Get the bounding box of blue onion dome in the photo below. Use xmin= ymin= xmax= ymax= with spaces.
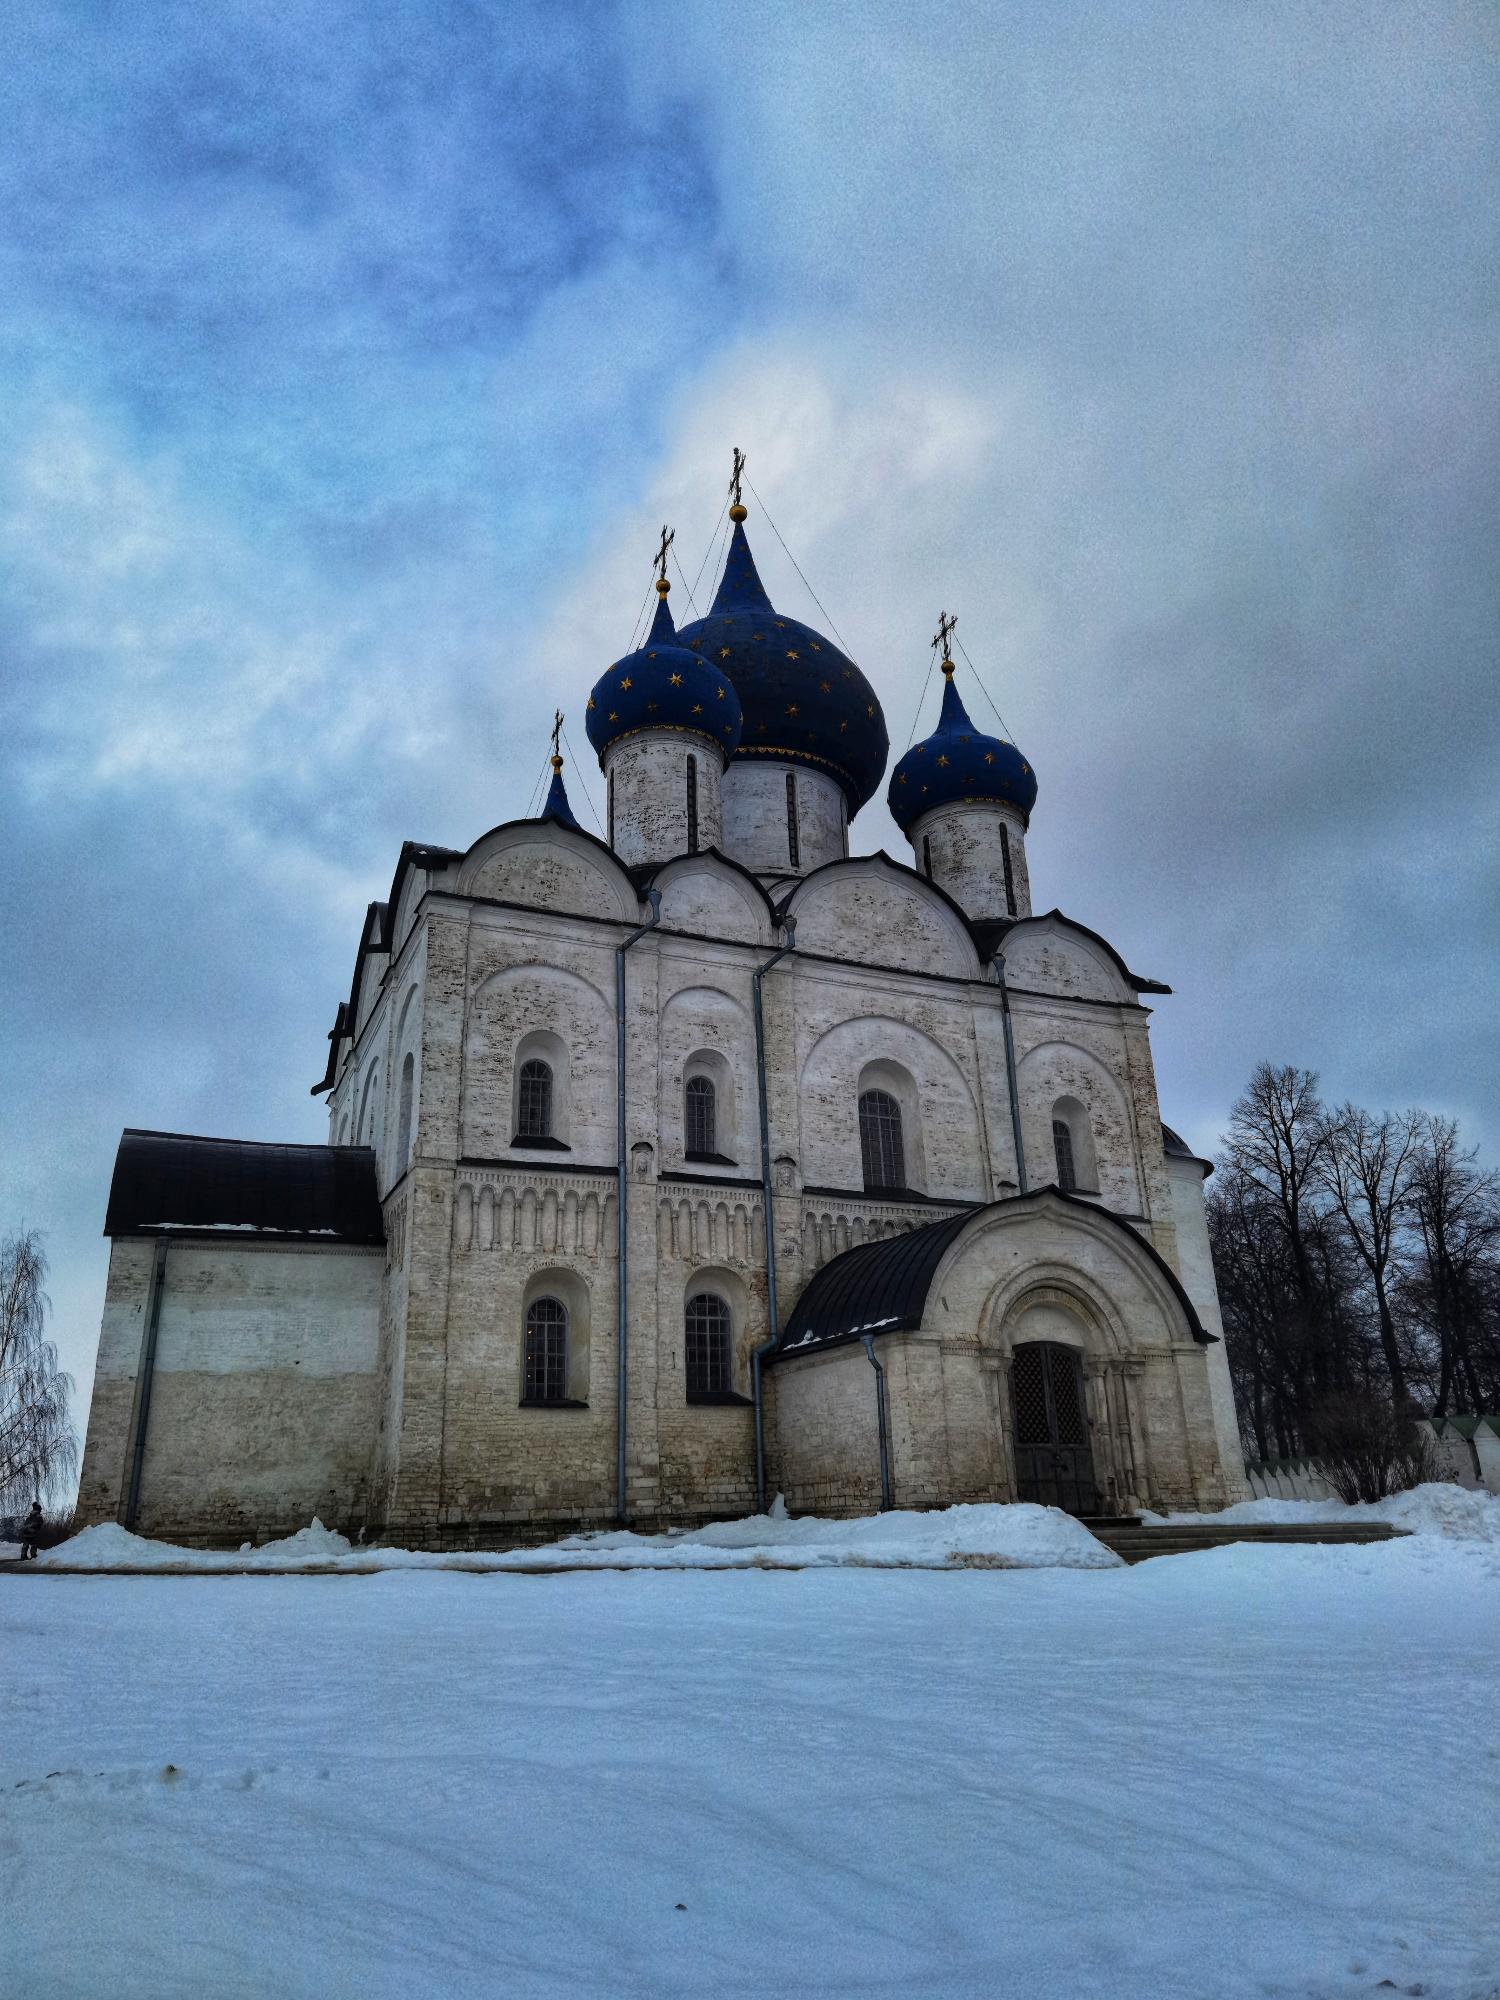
xmin=585 ymin=582 xmax=743 ymax=766
xmin=887 ymin=657 xmax=1037 ymax=835
xmin=676 ymin=511 xmax=889 ymax=812
xmin=538 ymin=753 xmax=580 ymax=829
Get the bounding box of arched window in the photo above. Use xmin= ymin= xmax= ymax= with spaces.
xmin=1000 ymin=823 xmax=1017 ymax=916
xmin=1049 ymin=1096 xmax=1096 ymax=1193
xmin=922 ymin=834 xmax=933 ymax=880
xmin=608 ymin=771 xmax=616 ymax=849
xmin=686 ymin=755 xmax=699 ymax=853
xmin=358 ymin=1066 xmax=380 ymax=1147
xmin=786 ymin=771 xmax=800 ymax=869
xmin=685 ymin=1292 xmax=732 ymax=1399
xmin=1052 ymin=1118 xmax=1076 ymax=1190
xmin=685 ymin=1075 xmax=716 ymax=1157
xmin=523 ymin=1297 xmax=569 ymax=1404
xmin=397 ymin=1052 xmax=415 ymax=1167
xmin=516 ymin=1059 xmax=553 ymax=1141
xmin=859 ymin=1090 xmax=905 ymax=1191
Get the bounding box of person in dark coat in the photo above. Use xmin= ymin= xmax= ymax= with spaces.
xmin=20 ymin=1501 xmax=44 ymax=1560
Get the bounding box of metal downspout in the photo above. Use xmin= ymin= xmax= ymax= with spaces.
xmin=615 ymin=889 xmax=661 ymax=1525
xmin=996 ymin=952 xmax=1028 ymax=1195
xmin=860 ymin=1335 xmax=893 ymax=1511
xmin=751 ymin=919 xmax=797 ymax=1513
xmin=124 ymin=1238 xmax=169 ymax=1532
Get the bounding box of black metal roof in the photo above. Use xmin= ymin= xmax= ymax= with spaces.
xmin=774 ymin=1187 xmax=1212 ymax=1360
xmin=105 ymin=1130 xmax=386 ymax=1244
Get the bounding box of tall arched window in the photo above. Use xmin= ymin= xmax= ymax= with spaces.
xmin=859 ymin=1089 xmax=905 ymax=1191
xmin=358 ymin=1066 xmax=380 ymax=1147
xmin=1052 ymin=1118 xmax=1077 ymax=1190
xmin=686 ymin=755 xmax=699 ymax=853
xmin=922 ymin=834 xmax=933 ymax=880
xmin=1000 ymin=823 xmax=1017 ymax=916
xmin=685 ymin=1075 xmax=716 ymax=1157
xmin=1050 ymin=1096 xmax=1096 ymax=1193
xmin=516 ymin=1059 xmax=553 ymax=1141
xmin=786 ymin=771 xmax=800 ymax=868
xmin=685 ymin=1292 xmax=732 ymax=1399
xmin=523 ymin=1296 xmax=569 ymax=1404
xmin=397 ymin=1052 xmax=415 ymax=1166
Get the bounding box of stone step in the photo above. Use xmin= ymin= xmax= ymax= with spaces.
xmin=1092 ymin=1520 xmax=1410 ymax=1563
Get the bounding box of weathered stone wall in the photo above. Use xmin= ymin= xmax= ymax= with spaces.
xmin=908 ymin=799 xmax=1032 ymax=922
xmin=1164 ymin=1153 xmax=1251 ymax=1501
xmin=603 ymin=732 xmax=725 ymax=868
xmin=721 ymin=759 xmax=845 ymax=875
xmin=76 ymin=1237 xmax=383 ymax=1543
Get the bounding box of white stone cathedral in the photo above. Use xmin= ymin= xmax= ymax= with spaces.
xmin=78 ymin=481 xmax=1247 ymax=1547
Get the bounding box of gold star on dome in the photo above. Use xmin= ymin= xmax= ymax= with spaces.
xmin=897 ymin=773 xmax=907 ymax=786
xmin=775 ymin=620 xmax=786 ymax=630
xmin=586 ymin=696 xmax=596 ymax=711
xmin=866 ymin=704 xmax=874 ymax=717
xmin=810 ymin=643 xmax=821 ymax=652
xmin=839 ymin=720 xmax=848 ymax=732
xmin=1022 ymin=763 xmax=1030 ymax=775
xmin=647 ymin=701 xmax=658 ymax=713
xmin=756 ymin=722 xmax=766 ymax=733
xmin=983 ymin=751 xmax=994 ymax=764
xmin=786 ymin=650 xmax=800 ymax=661
xmin=786 ymin=703 xmax=799 ymax=717
xmin=718 ymin=647 xmax=731 ymax=659
xmin=716 ymin=687 xmax=726 ymax=699
xmin=692 ymin=703 xmax=703 ymax=714
xmin=752 ymin=632 xmax=765 ymax=642
xmin=608 ymin=710 xmax=619 ymax=722
xmin=937 ymin=754 xmax=949 ymax=767
xmin=620 ymin=677 xmax=633 ymax=691
xmin=914 ymin=745 xmax=925 ymax=756
xmin=820 ymin=680 xmax=831 ymax=693
xmin=647 ymin=652 xmax=656 ymax=660
xmin=670 ymin=672 xmax=683 ymax=686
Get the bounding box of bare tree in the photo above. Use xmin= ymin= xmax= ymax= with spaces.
xmin=0 ymin=1231 xmax=77 ymax=1511
xmin=1316 ymin=1105 xmax=1422 ymax=1408
xmin=1406 ymin=1118 xmax=1500 ymax=1415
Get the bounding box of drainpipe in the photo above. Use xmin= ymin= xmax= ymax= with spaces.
xmin=860 ymin=1335 xmax=893 ymax=1511
xmin=750 ymin=917 xmax=797 ymax=1513
xmin=124 ymin=1238 xmax=169 ymax=1532
xmin=615 ymin=888 xmax=662 ymax=1525
xmin=995 ymin=952 xmax=1028 ymax=1195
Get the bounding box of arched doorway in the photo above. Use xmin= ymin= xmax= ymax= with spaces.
xmin=1010 ymin=1341 xmax=1098 ymax=1516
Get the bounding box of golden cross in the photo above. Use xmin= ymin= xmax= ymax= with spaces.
xmin=932 ymin=610 xmax=958 ymax=659
xmin=549 ymin=708 xmax=563 ymax=769
xmin=729 ymin=446 xmax=746 ymax=508
xmin=654 ymin=524 xmax=675 ymax=584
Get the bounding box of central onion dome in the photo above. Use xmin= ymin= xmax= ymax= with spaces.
xmin=585 ymin=584 xmax=743 ymax=766
xmin=887 ymin=658 xmax=1037 ymax=833
xmin=677 ymin=514 xmax=889 ymax=812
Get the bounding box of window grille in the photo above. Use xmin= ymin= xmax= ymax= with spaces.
xmin=859 ymin=1089 xmax=905 ymax=1191
xmin=786 ymin=771 xmax=800 ymax=869
xmin=1000 ymin=822 xmax=1016 ymax=916
xmin=1053 ymin=1118 xmax=1077 ymax=1190
xmin=685 ymin=1075 xmax=716 ymax=1156
xmin=685 ymin=1292 xmax=732 ymax=1397
xmin=686 ymin=755 xmax=699 ymax=853
xmin=517 ymin=1059 xmax=554 ymax=1140
xmin=524 ymin=1296 xmax=569 ymax=1403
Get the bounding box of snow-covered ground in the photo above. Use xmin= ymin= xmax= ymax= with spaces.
xmin=29 ymin=1500 xmax=1121 ymax=1573
xmin=1145 ymin=1480 xmax=1500 ymax=1541
xmin=5 ymin=1532 xmax=1498 ymax=1998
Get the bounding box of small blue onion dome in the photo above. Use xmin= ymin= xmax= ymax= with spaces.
xmin=887 ymin=661 xmax=1037 ymax=834
xmin=585 ymin=585 xmax=743 ymax=766
xmin=677 ymin=516 xmax=889 ymax=812
xmin=538 ymin=755 xmax=580 ymax=829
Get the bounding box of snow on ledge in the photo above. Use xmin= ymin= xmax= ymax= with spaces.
xmin=1142 ymin=1482 xmax=1500 ymax=1543
xmin=33 ymin=1502 xmax=1123 ymax=1575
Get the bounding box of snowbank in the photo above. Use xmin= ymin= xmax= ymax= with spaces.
xmin=35 ymin=1501 xmax=1121 ymax=1574
xmin=1146 ymin=1480 xmax=1500 ymax=1542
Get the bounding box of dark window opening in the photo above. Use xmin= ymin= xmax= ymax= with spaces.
xmin=686 ymin=754 xmax=699 ymax=853
xmin=786 ymin=771 xmax=800 ymax=869
xmin=523 ymin=1296 xmax=568 ymax=1404
xmin=517 ymin=1059 xmax=554 ymax=1140
xmin=608 ymin=771 xmax=615 ymax=849
xmin=1000 ymin=822 xmax=1016 ymax=916
xmin=859 ymin=1089 xmax=905 ymax=1191
xmin=922 ymin=834 xmax=933 ymax=880
xmin=685 ymin=1075 xmax=716 ymax=1157
xmin=1052 ymin=1118 xmax=1077 ymax=1191
xmin=685 ymin=1292 xmax=732 ymax=1399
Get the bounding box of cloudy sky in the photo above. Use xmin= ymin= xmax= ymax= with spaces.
xmin=2 ymin=1 xmax=1495 ymax=1420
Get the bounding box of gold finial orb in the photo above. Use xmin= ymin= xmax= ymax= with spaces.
xmin=655 ymin=576 xmax=671 ymax=596
xmin=729 ymin=502 xmax=748 ymax=523
xmin=941 ymin=655 xmax=956 ymax=677
xmin=550 ymin=753 xmax=563 ymax=772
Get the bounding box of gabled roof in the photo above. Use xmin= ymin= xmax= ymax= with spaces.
xmin=105 ymin=1130 xmax=385 ymax=1244
xmin=773 ymin=1185 xmax=1211 ymax=1360
xmin=984 ymin=909 xmax=1172 ymax=994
